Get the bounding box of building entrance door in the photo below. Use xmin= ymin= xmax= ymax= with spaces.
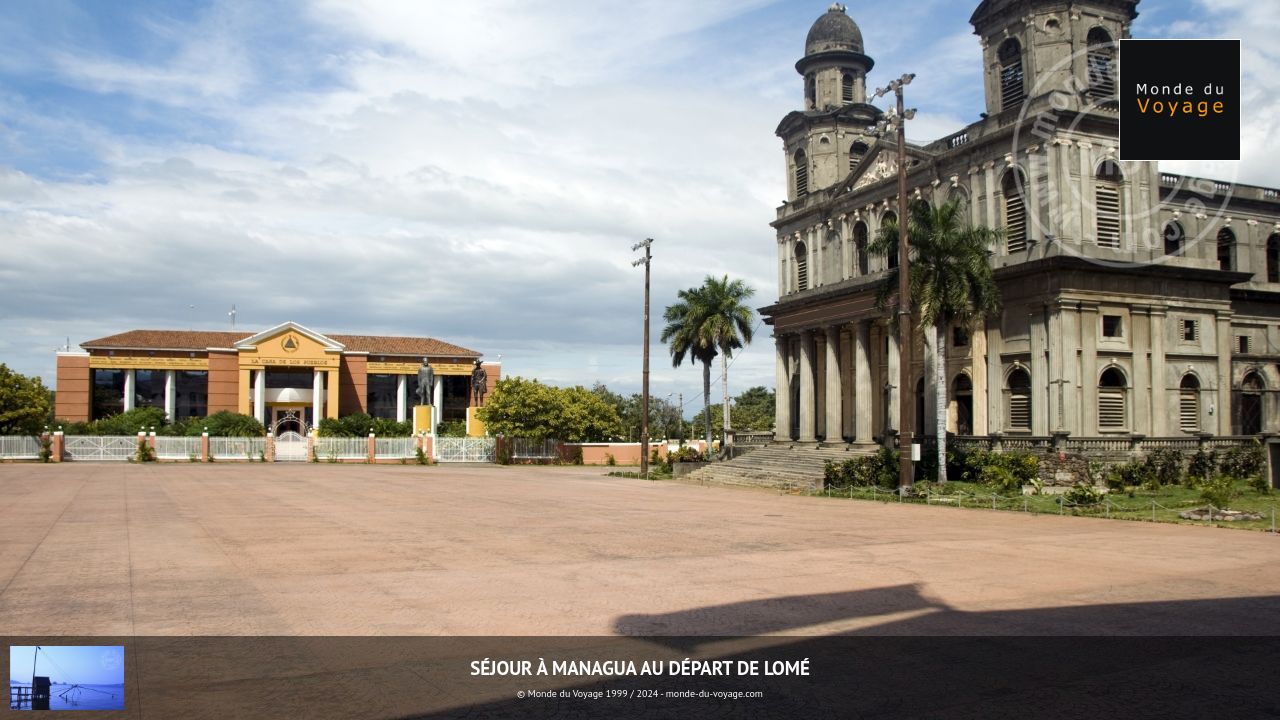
xmin=272 ymin=407 xmax=310 ymax=435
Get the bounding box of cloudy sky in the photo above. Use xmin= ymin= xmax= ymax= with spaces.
xmin=1 ymin=0 xmax=1276 ymax=416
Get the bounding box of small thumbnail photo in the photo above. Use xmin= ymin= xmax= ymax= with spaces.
xmin=9 ymin=646 xmax=125 ymax=711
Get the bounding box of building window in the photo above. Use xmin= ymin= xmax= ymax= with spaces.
xmin=1006 ymin=368 xmax=1031 ymax=432
xmin=805 ymin=75 xmax=816 ymax=110
xmin=1086 ymin=27 xmax=1117 ymax=100
xmin=133 ymin=370 xmax=164 ymax=411
xmin=1095 ymin=160 xmax=1122 ymax=249
xmin=91 ymin=368 xmax=126 ymax=420
xmin=1181 ymin=319 xmax=1199 ymax=342
xmin=953 ymin=326 xmax=970 ymax=347
xmin=853 ymin=221 xmax=869 ymax=276
xmin=1267 ymin=233 xmax=1280 ymax=282
xmin=842 ymin=72 xmax=855 ymax=103
xmin=1164 ymin=221 xmax=1184 ymax=256
xmin=1238 ymin=372 xmax=1265 ymax=435
xmin=1002 ymin=169 xmax=1028 ymax=253
xmin=1179 ymin=374 xmax=1200 ymax=433
xmin=998 ymin=38 xmax=1025 ymax=110
xmin=1236 ymin=335 xmax=1252 ymax=354
xmin=794 ymin=241 xmax=809 ymax=291
xmin=882 ymin=211 xmax=898 ymax=269
xmin=953 ymin=374 xmax=974 ymax=435
xmin=1101 ymin=314 xmax=1123 ymax=338
xmin=367 ymin=374 xmax=398 ymax=419
xmin=794 ymin=149 xmax=808 ymax=196
xmin=175 ymin=371 xmax=208 ymax=420
xmin=849 ymin=141 xmax=868 ymax=173
xmin=1098 ymin=367 xmax=1127 ymax=430
xmin=1217 ymin=227 xmax=1235 ymax=271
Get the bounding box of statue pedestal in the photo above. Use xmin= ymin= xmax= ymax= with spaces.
xmin=413 ymin=405 xmax=434 ymax=436
xmin=467 ymin=407 xmax=486 ymax=437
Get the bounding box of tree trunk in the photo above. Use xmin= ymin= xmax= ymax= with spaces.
xmin=702 ymin=360 xmax=713 ymax=451
xmin=936 ymin=320 xmax=948 ymax=483
xmin=721 ymin=351 xmax=730 ymax=446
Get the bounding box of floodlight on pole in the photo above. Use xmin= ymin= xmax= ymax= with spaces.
xmin=632 ymin=238 xmax=653 ymax=477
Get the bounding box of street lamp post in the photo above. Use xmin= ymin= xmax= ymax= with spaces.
xmin=873 ymin=73 xmax=916 ymax=493
xmin=632 ymin=239 xmax=654 ymax=477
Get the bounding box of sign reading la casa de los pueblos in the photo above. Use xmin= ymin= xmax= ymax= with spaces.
xmin=1119 ymin=39 xmax=1239 ymax=161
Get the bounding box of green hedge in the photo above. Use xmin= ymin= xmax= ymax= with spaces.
xmin=316 ymin=412 xmax=411 ymax=437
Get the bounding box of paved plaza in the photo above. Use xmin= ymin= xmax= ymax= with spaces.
xmin=1 ymin=463 xmax=1277 ymax=637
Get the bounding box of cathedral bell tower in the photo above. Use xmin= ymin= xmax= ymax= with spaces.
xmin=779 ymin=4 xmax=878 ymax=202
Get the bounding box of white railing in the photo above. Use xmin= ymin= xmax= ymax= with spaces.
xmin=375 ymin=437 xmax=416 ymax=459
xmin=156 ymin=436 xmax=202 ymax=460
xmin=274 ymin=432 xmax=309 ymax=462
xmin=0 ymin=436 xmax=41 ymax=459
xmin=209 ymin=437 xmax=266 ymax=461
xmin=510 ymin=438 xmax=559 ymax=459
xmin=437 ymin=437 xmax=496 ymax=462
xmin=315 ymin=436 xmax=368 ymax=460
xmin=64 ymin=435 xmax=136 ymax=461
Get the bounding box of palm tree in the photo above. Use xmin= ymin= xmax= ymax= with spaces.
xmin=869 ymin=199 xmax=1001 ymax=483
xmin=661 ymin=276 xmax=755 ymax=450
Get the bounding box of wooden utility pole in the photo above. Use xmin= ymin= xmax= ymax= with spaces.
xmin=633 ymin=239 xmax=654 ymax=476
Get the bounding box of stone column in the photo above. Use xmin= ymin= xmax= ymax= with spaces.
xmin=798 ymin=330 xmax=817 ymax=442
xmin=1079 ymin=142 xmax=1094 ymax=244
xmin=778 ymin=238 xmax=787 ymax=296
xmin=1026 ymin=146 xmax=1041 ymax=247
xmin=1131 ymin=305 xmax=1151 ymax=435
xmin=983 ymin=161 xmax=996 ymax=231
xmin=164 ymin=370 xmax=176 ymax=420
xmin=1079 ymin=303 xmax=1099 ymax=434
xmin=986 ymin=319 xmax=1002 ymax=432
xmin=253 ymin=369 xmax=266 ymax=426
xmin=1047 ymin=304 xmax=1064 ymax=432
xmin=824 ymin=325 xmax=842 ymax=442
xmin=1030 ymin=308 xmax=1048 ymax=435
xmin=396 ymin=374 xmax=408 ymax=422
xmin=886 ymin=329 xmax=900 ymax=433
xmin=1149 ymin=308 xmax=1167 ymax=435
xmin=313 ymin=370 xmax=325 ymax=427
xmin=123 ymin=369 xmax=136 ymax=412
xmin=854 ymin=321 xmax=873 ymax=443
xmin=775 ymin=336 xmax=792 ymax=439
xmin=1216 ymin=311 xmax=1233 ymax=435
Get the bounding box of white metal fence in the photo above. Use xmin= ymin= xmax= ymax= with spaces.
xmin=437 ymin=437 xmax=496 ymax=462
xmin=65 ymin=435 xmax=136 ymax=461
xmin=274 ymin=432 xmax=309 ymax=462
xmin=156 ymin=436 xmax=202 ymax=460
xmin=315 ymin=437 xmax=369 ymax=460
xmin=209 ymin=437 xmax=267 ymax=461
xmin=510 ymin=438 xmax=559 ymax=460
xmin=375 ymin=437 xmax=416 ymax=459
xmin=0 ymin=436 xmax=41 ymax=459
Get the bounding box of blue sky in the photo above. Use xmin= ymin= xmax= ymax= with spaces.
xmin=1 ymin=0 xmax=1276 ymax=414
xmin=9 ymin=645 xmax=125 ymax=685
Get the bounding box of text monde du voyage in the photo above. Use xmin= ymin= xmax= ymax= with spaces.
xmin=1133 ymin=82 xmax=1228 ymax=118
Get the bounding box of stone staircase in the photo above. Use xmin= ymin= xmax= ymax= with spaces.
xmin=684 ymin=442 xmax=880 ymax=492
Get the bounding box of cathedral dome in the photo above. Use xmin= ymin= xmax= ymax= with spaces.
xmin=805 ymin=4 xmax=864 ymax=56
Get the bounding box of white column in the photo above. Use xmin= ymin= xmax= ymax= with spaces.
xmin=887 ymin=331 xmax=900 ymax=433
xmin=396 ymin=374 xmax=408 ymax=423
xmin=824 ymin=326 xmax=842 ymax=442
xmin=798 ymin=331 xmax=817 ymax=442
xmin=775 ymin=337 xmax=791 ymax=439
xmin=312 ymin=370 xmax=325 ymax=425
xmin=164 ymin=370 xmax=176 ymax=420
xmin=253 ymin=369 xmax=266 ymax=426
xmin=123 ymin=369 xmax=136 ymax=412
xmin=433 ymin=376 xmax=443 ymax=432
xmin=854 ymin=321 xmax=873 ymax=443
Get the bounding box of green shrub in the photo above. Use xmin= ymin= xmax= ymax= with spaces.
xmin=1219 ymin=443 xmax=1265 ymax=483
xmin=957 ymin=450 xmax=1038 ymax=490
xmin=133 ymin=436 xmax=156 ymax=463
xmin=39 ymin=435 xmax=53 ymax=463
xmin=669 ymin=446 xmax=704 ymax=464
xmin=1199 ymin=475 xmax=1238 ymax=509
xmin=1188 ymin=449 xmax=1217 ymax=485
xmin=202 ymin=411 xmax=266 ymax=437
xmin=62 ymin=407 xmax=167 ymax=436
xmin=605 ymin=453 xmax=616 ymax=467
xmin=317 ymin=413 xmax=410 ymax=438
xmin=436 ymin=420 xmax=466 ymax=438
xmin=981 ymin=465 xmax=1022 ymax=495
xmin=1144 ymin=448 xmax=1185 ymax=486
xmin=1247 ymin=474 xmax=1271 ymax=495
xmin=1064 ymin=481 xmax=1102 ymax=507
xmin=415 ymin=446 xmax=430 ymax=465
xmin=825 ymin=448 xmax=899 ymax=489
xmin=1108 ymin=459 xmax=1156 ymax=491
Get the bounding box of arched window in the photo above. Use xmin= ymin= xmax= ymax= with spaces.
xmin=1086 ymin=27 xmax=1117 ymax=100
xmin=853 ymin=221 xmax=869 ymax=276
xmin=794 ymin=149 xmax=809 ymax=196
xmin=794 ymin=241 xmax=809 ymax=291
xmin=1217 ymin=227 xmax=1235 ymax=271
xmin=849 ymin=141 xmax=868 ymax=173
xmin=1098 ymin=367 xmax=1127 ymax=430
xmin=1002 ymin=169 xmax=1028 ymax=253
xmin=1179 ymin=374 xmax=1200 ymax=433
xmin=1096 ymin=160 xmax=1123 ymax=249
xmin=1267 ymin=233 xmax=1280 ymax=283
xmin=1007 ymin=368 xmax=1031 ymax=432
xmin=1239 ymin=372 xmax=1265 ymax=435
xmin=1164 ymin=221 xmax=1184 ymax=256
xmin=805 ymin=75 xmax=816 ymax=110
xmin=953 ymin=374 xmax=974 ymax=435
xmin=842 ymin=73 xmax=855 ymax=104
xmin=882 ymin=211 xmax=899 ymax=269
xmin=998 ymin=38 xmax=1025 ymax=110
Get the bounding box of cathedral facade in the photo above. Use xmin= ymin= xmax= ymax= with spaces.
xmin=761 ymin=1 xmax=1280 ymax=445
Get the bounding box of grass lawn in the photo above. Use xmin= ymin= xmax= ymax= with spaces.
xmin=812 ymin=479 xmax=1279 ymax=532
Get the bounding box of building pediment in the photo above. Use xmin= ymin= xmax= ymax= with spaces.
xmin=233 ymin=321 xmax=345 ymax=352
xmin=841 ymin=141 xmax=935 ymax=194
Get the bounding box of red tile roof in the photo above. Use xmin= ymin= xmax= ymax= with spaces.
xmin=80 ymin=329 xmax=481 ymax=358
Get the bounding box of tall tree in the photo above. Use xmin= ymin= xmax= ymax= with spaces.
xmin=0 ymin=364 xmax=52 ymax=436
xmin=661 ymin=276 xmax=755 ymax=449
xmin=870 ymin=199 xmax=1001 ymax=483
